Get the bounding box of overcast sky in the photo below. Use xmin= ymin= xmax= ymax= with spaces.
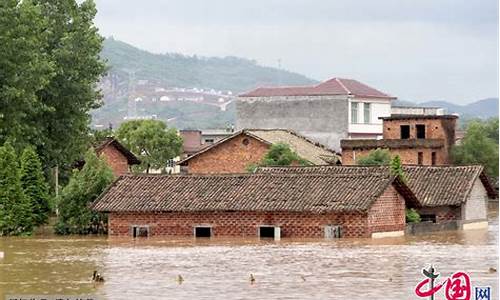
xmin=94 ymin=0 xmax=498 ymax=104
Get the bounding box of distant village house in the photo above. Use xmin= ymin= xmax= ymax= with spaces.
xmin=177 ymin=129 xmax=339 ymax=174
xmin=341 ymin=114 xmax=458 ymax=165
xmin=237 ymin=78 xmax=396 ymax=151
xmin=93 ymin=137 xmax=141 ymax=176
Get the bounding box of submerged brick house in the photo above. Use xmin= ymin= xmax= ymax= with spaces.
xmin=177 ymin=129 xmax=339 ymax=174
xmin=92 ymin=173 xmax=418 ymax=239
xmin=94 ymin=137 xmax=141 ymax=176
xmin=257 ymin=165 xmax=497 ymax=228
xmin=341 ymin=115 xmax=458 ymax=165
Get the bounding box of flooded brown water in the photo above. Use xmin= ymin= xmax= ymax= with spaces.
xmin=1 ymin=203 xmax=498 ymax=300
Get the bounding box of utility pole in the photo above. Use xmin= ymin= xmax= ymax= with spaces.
xmin=54 ymin=165 xmax=59 ymax=216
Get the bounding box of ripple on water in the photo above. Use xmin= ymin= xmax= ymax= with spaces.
xmin=0 ymin=204 xmax=498 ymax=299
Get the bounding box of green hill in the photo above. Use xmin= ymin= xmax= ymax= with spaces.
xmin=100 ymin=37 xmax=316 ymax=92
xmin=93 ymin=38 xmax=316 ymax=129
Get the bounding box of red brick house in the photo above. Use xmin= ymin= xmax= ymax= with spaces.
xmin=177 ymin=129 xmax=339 ymax=174
xmin=257 ymin=165 xmax=497 ymax=228
xmin=92 ymin=172 xmax=418 ymax=239
xmin=341 ymin=115 xmax=458 ymax=165
xmin=94 ymin=137 xmax=141 ymax=176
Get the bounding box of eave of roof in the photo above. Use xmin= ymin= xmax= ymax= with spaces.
xmin=95 ymin=137 xmax=141 ymax=165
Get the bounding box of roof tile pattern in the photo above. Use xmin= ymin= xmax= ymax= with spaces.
xmin=92 ymin=173 xmax=406 ymax=213
xmin=257 ymin=165 xmax=497 ymax=206
xmin=240 ymin=78 xmax=395 ymax=98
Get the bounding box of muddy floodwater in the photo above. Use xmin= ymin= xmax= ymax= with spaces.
xmin=1 ymin=204 xmax=498 ymax=300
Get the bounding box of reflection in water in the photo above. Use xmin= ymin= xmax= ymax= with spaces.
xmin=1 ymin=203 xmax=498 ymax=300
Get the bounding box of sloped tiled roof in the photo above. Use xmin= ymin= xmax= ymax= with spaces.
xmin=95 ymin=137 xmax=141 ymax=165
xmin=256 ymin=165 xmax=498 ymax=206
xmin=178 ymin=129 xmax=339 ymax=166
xmin=92 ymin=173 xmax=415 ymax=213
xmin=240 ymin=78 xmax=395 ymax=99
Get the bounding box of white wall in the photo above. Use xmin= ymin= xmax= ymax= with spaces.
xmin=348 ymin=98 xmax=391 ymax=136
xmin=462 ymin=178 xmax=488 ymax=221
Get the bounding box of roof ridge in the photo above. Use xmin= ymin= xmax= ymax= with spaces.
xmin=334 ymin=78 xmax=351 ymax=94
xmin=121 ymin=172 xmax=390 ymax=179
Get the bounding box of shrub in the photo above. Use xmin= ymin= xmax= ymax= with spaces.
xmin=406 ymin=208 xmax=421 ymax=223
xmin=357 ymin=149 xmax=391 ymax=166
xmin=55 ymin=149 xmax=114 ymax=234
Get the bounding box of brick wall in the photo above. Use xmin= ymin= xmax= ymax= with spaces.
xmin=417 ymin=206 xmax=461 ymax=223
xmin=342 ymin=147 xmax=447 ymax=165
xmin=107 ymin=185 xmax=405 ymax=238
xmin=99 ymin=145 xmax=130 ymax=176
xmin=382 ymin=117 xmax=456 ymax=164
xmin=108 ymin=211 xmax=369 ymax=238
xmin=186 ymin=134 xmax=270 ymax=174
xmin=383 ymin=118 xmax=452 ymax=140
xmin=367 ymin=185 xmax=405 ymax=234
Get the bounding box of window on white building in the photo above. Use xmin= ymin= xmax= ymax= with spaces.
xmin=364 ymin=103 xmax=371 ymax=124
xmin=351 ymin=102 xmax=359 ymax=123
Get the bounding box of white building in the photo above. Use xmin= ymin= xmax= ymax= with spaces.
xmin=237 ymin=77 xmax=395 ymax=150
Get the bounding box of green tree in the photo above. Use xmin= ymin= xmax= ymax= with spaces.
xmin=0 ymin=143 xmax=33 ymax=235
xmin=0 ymin=0 xmax=53 ymax=150
xmin=55 ymin=149 xmax=114 ymax=234
xmin=390 ymin=155 xmax=406 ymax=182
xmin=0 ymin=0 xmax=106 ymax=188
xmin=20 ymin=147 xmax=51 ymax=226
xmin=452 ymin=121 xmax=499 ymax=179
xmin=33 ymin=0 xmax=107 ymax=169
xmin=246 ymin=143 xmax=309 ymax=172
xmin=116 ymin=120 xmax=183 ymax=173
xmin=357 ymin=149 xmax=392 ymax=166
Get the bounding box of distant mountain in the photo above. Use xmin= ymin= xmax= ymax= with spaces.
xmin=393 ymin=98 xmax=499 ymax=119
xmin=100 ymin=38 xmax=316 ymax=93
xmin=93 ymin=38 xmax=317 ymax=129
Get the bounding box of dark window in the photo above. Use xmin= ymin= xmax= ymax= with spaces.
xmin=431 ymin=152 xmax=436 ymax=165
xmin=418 ymin=152 xmax=423 ymax=165
xmin=242 ymin=138 xmax=250 ymax=146
xmin=166 ymin=159 xmax=175 ymax=168
xmin=195 ymin=227 xmax=212 ymax=238
xmin=259 ymin=226 xmax=275 ymax=239
xmin=420 ymin=214 xmax=437 ymax=223
xmin=416 ymin=124 xmax=426 ymax=139
xmin=204 ymin=139 xmax=214 ymax=144
xmin=400 ymin=125 xmax=410 ymax=139
xmin=132 ymin=226 xmax=149 ymax=238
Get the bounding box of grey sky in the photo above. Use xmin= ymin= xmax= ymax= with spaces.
xmin=94 ymin=0 xmax=498 ymax=104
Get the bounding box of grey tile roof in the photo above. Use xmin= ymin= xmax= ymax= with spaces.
xmin=91 ymin=172 xmax=415 ymax=213
xmin=256 ymin=165 xmax=497 ymax=206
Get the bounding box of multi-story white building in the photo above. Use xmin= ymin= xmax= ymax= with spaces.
xmin=237 ymin=77 xmax=395 ymax=150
